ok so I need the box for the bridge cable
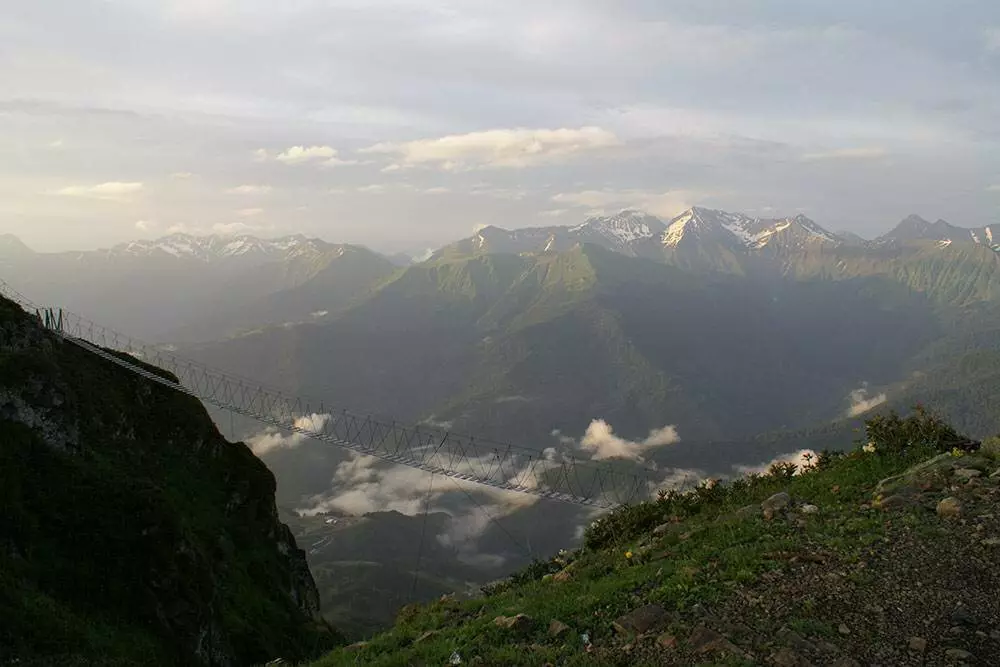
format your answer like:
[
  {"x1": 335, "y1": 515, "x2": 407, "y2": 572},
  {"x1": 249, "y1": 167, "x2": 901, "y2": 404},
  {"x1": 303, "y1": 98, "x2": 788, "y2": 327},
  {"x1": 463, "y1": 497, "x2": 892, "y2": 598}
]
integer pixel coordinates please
[{"x1": 409, "y1": 471, "x2": 436, "y2": 603}]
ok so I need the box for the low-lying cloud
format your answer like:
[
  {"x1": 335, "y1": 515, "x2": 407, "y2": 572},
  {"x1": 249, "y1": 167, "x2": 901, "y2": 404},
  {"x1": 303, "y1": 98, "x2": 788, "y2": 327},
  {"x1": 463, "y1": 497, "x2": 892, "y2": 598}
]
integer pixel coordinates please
[
  {"x1": 847, "y1": 384, "x2": 887, "y2": 417},
  {"x1": 733, "y1": 449, "x2": 818, "y2": 476},
  {"x1": 247, "y1": 412, "x2": 331, "y2": 456},
  {"x1": 577, "y1": 419, "x2": 680, "y2": 461}
]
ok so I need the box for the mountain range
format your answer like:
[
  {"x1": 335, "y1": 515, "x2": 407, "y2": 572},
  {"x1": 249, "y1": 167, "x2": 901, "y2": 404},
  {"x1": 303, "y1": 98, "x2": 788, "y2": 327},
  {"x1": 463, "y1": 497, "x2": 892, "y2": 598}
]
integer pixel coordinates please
[
  {"x1": 0, "y1": 232, "x2": 398, "y2": 341},
  {"x1": 8, "y1": 206, "x2": 1000, "y2": 638}
]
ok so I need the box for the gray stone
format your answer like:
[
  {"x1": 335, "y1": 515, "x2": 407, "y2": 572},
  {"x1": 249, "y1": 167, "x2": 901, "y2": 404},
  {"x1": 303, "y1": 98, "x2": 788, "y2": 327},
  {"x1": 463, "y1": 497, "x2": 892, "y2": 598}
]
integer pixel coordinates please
[
  {"x1": 838, "y1": 623, "x2": 851, "y2": 635},
  {"x1": 656, "y1": 633, "x2": 677, "y2": 649},
  {"x1": 944, "y1": 648, "x2": 973, "y2": 661},
  {"x1": 494, "y1": 614, "x2": 535, "y2": 633},
  {"x1": 770, "y1": 647, "x2": 813, "y2": 667},
  {"x1": 800, "y1": 504, "x2": 820, "y2": 514},
  {"x1": 612, "y1": 604, "x2": 670, "y2": 635},
  {"x1": 414, "y1": 630, "x2": 439, "y2": 644},
  {"x1": 876, "y1": 494, "x2": 915, "y2": 511},
  {"x1": 951, "y1": 607, "x2": 976, "y2": 627},
  {"x1": 652, "y1": 522, "x2": 671, "y2": 536},
  {"x1": 688, "y1": 625, "x2": 744, "y2": 656},
  {"x1": 937, "y1": 497, "x2": 963, "y2": 519},
  {"x1": 777, "y1": 629, "x2": 816, "y2": 653},
  {"x1": 548, "y1": 619, "x2": 571, "y2": 638},
  {"x1": 908, "y1": 636, "x2": 927, "y2": 653},
  {"x1": 762, "y1": 492, "x2": 791, "y2": 519},
  {"x1": 955, "y1": 468, "x2": 983, "y2": 480},
  {"x1": 736, "y1": 504, "x2": 761, "y2": 519}
]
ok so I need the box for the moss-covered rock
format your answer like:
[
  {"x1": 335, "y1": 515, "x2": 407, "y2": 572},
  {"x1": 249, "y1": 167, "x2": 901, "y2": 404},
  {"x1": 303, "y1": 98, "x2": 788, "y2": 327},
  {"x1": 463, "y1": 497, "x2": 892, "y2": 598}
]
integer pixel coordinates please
[{"x1": 0, "y1": 297, "x2": 342, "y2": 666}]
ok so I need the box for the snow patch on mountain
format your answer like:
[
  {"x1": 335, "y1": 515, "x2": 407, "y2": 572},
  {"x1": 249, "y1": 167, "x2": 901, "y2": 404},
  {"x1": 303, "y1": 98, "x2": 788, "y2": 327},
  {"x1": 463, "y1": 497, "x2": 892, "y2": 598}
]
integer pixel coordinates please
[
  {"x1": 571, "y1": 209, "x2": 664, "y2": 246},
  {"x1": 662, "y1": 207, "x2": 840, "y2": 250},
  {"x1": 108, "y1": 233, "x2": 327, "y2": 263}
]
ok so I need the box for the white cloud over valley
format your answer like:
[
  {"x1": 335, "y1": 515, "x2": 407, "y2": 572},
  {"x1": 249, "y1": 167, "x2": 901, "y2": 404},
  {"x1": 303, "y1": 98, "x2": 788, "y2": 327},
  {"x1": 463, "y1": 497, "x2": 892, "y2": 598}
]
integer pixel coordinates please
[
  {"x1": 246, "y1": 413, "x2": 331, "y2": 456},
  {"x1": 847, "y1": 385, "x2": 888, "y2": 417},
  {"x1": 576, "y1": 419, "x2": 680, "y2": 462}
]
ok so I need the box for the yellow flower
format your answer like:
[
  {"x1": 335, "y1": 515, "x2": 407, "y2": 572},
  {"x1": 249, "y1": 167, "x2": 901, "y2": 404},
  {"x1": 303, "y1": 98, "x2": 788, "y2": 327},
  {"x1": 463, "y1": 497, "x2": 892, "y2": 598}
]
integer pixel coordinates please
[
  {"x1": 625, "y1": 551, "x2": 633, "y2": 560},
  {"x1": 951, "y1": 447, "x2": 963, "y2": 458}
]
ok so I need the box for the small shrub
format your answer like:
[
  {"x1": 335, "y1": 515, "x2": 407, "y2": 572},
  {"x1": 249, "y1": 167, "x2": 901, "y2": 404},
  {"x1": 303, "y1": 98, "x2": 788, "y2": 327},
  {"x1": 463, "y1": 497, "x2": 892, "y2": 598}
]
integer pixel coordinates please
[{"x1": 862, "y1": 405, "x2": 977, "y2": 456}]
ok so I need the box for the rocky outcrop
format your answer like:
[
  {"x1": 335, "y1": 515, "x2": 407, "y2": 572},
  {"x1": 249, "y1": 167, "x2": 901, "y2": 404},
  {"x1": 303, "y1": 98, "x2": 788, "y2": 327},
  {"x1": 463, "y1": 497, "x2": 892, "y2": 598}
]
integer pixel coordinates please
[{"x1": 0, "y1": 297, "x2": 340, "y2": 666}]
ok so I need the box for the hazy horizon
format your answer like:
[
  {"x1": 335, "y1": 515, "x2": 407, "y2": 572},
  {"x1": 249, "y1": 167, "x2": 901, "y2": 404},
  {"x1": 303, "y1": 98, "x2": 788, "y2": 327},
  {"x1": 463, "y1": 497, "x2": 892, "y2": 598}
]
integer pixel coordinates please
[{"x1": 1, "y1": 206, "x2": 979, "y2": 256}]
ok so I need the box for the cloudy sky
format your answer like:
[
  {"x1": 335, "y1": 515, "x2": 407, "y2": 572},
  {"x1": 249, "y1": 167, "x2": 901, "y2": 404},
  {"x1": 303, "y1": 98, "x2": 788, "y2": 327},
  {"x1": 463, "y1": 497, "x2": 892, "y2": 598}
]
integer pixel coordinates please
[{"x1": 3, "y1": 0, "x2": 999, "y2": 253}]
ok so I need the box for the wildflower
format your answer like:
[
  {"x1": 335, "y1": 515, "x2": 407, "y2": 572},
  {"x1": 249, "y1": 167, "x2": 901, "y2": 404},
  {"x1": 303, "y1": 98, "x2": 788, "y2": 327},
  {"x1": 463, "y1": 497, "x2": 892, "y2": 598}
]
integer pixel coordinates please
[
  {"x1": 863, "y1": 442, "x2": 877, "y2": 454},
  {"x1": 951, "y1": 447, "x2": 964, "y2": 458},
  {"x1": 625, "y1": 550, "x2": 633, "y2": 560}
]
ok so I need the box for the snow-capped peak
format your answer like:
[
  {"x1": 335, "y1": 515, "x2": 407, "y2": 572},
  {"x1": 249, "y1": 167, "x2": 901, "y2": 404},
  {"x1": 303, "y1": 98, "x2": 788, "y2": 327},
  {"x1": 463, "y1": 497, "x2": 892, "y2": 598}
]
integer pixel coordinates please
[
  {"x1": 571, "y1": 209, "x2": 666, "y2": 246},
  {"x1": 110, "y1": 233, "x2": 325, "y2": 263},
  {"x1": 663, "y1": 207, "x2": 840, "y2": 250}
]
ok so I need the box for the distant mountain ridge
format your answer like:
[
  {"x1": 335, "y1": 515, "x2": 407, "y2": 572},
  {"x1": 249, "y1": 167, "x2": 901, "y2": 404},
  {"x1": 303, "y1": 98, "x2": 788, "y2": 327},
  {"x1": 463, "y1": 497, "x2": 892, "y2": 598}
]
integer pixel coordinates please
[
  {"x1": 443, "y1": 207, "x2": 999, "y2": 262},
  {"x1": 438, "y1": 207, "x2": 849, "y2": 271},
  {"x1": 1, "y1": 232, "x2": 398, "y2": 342},
  {"x1": 878, "y1": 214, "x2": 1000, "y2": 250}
]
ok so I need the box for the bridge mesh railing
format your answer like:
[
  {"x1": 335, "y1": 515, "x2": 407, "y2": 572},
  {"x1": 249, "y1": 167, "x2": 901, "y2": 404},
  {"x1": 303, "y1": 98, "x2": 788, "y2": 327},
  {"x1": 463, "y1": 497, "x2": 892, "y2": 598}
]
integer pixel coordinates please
[{"x1": 1, "y1": 281, "x2": 655, "y2": 508}]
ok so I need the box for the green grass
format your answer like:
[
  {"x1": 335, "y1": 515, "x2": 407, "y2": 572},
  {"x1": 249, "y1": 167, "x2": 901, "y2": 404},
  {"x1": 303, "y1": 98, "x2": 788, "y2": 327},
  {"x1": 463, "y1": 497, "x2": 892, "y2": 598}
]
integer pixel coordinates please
[{"x1": 309, "y1": 425, "x2": 967, "y2": 666}]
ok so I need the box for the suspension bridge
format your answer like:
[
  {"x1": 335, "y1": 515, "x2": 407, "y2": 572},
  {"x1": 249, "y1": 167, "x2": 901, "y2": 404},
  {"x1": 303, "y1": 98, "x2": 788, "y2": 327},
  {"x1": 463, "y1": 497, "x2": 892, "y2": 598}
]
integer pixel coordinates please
[{"x1": 0, "y1": 280, "x2": 655, "y2": 509}]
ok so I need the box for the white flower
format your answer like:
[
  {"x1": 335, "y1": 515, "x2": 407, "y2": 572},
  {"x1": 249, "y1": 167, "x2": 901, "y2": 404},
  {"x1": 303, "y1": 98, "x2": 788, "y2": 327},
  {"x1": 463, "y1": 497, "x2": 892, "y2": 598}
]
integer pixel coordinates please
[{"x1": 863, "y1": 442, "x2": 877, "y2": 453}]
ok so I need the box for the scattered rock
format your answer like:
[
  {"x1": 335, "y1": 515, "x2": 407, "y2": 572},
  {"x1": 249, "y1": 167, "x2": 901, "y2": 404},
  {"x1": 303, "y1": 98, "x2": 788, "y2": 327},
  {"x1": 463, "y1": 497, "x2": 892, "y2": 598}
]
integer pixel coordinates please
[
  {"x1": 908, "y1": 636, "x2": 927, "y2": 653},
  {"x1": 799, "y1": 504, "x2": 819, "y2": 514},
  {"x1": 770, "y1": 647, "x2": 813, "y2": 667},
  {"x1": 344, "y1": 641, "x2": 368, "y2": 651},
  {"x1": 777, "y1": 629, "x2": 816, "y2": 653},
  {"x1": 828, "y1": 659, "x2": 861, "y2": 667},
  {"x1": 955, "y1": 468, "x2": 983, "y2": 480},
  {"x1": 838, "y1": 623, "x2": 851, "y2": 635},
  {"x1": 612, "y1": 604, "x2": 670, "y2": 635},
  {"x1": 875, "y1": 494, "x2": 914, "y2": 511},
  {"x1": 688, "y1": 625, "x2": 744, "y2": 657},
  {"x1": 414, "y1": 630, "x2": 439, "y2": 644},
  {"x1": 944, "y1": 648, "x2": 973, "y2": 661},
  {"x1": 991, "y1": 630, "x2": 1000, "y2": 641},
  {"x1": 494, "y1": 614, "x2": 535, "y2": 633},
  {"x1": 656, "y1": 633, "x2": 677, "y2": 649},
  {"x1": 815, "y1": 640, "x2": 841, "y2": 654},
  {"x1": 951, "y1": 606, "x2": 976, "y2": 627},
  {"x1": 762, "y1": 492, "x2": 791, "y2": 520},
  {"x1": 552, "y1": 570, "x2": 572, "y2": 582},
  {"x1": 981, "y1": 537, "x2": 1000, "y2": 546},
  {"x1": 548, "y1": 620, "x2": 571, "y2": 638},
  {"x1": 652, "y1": 522, "x2": 671, "y2": 536},
  {"x1": 937, "y1": 497, "x2": 963, "y2": 519}
]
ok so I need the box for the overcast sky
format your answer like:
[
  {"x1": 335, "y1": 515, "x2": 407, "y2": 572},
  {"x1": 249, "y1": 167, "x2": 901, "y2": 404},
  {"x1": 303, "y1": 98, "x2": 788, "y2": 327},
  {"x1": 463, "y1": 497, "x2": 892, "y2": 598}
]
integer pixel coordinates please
[{"x1": 2, "y1": 0, "x2": 999, "y2": 253}]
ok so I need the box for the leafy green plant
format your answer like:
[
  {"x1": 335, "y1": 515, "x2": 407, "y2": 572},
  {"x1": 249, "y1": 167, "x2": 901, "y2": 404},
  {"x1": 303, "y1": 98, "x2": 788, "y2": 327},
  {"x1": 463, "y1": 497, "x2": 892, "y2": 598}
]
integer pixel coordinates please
[{"x1": 862, "y1": 404, "x2": 978, "y2": 455}]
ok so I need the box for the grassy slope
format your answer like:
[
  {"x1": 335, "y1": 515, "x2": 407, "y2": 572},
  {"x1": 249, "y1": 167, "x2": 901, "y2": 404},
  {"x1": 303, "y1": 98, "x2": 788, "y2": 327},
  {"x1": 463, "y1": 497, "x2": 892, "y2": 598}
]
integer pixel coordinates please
[{"x1": 311, "y1": 419, "x2": 1000, "y2": 667}]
